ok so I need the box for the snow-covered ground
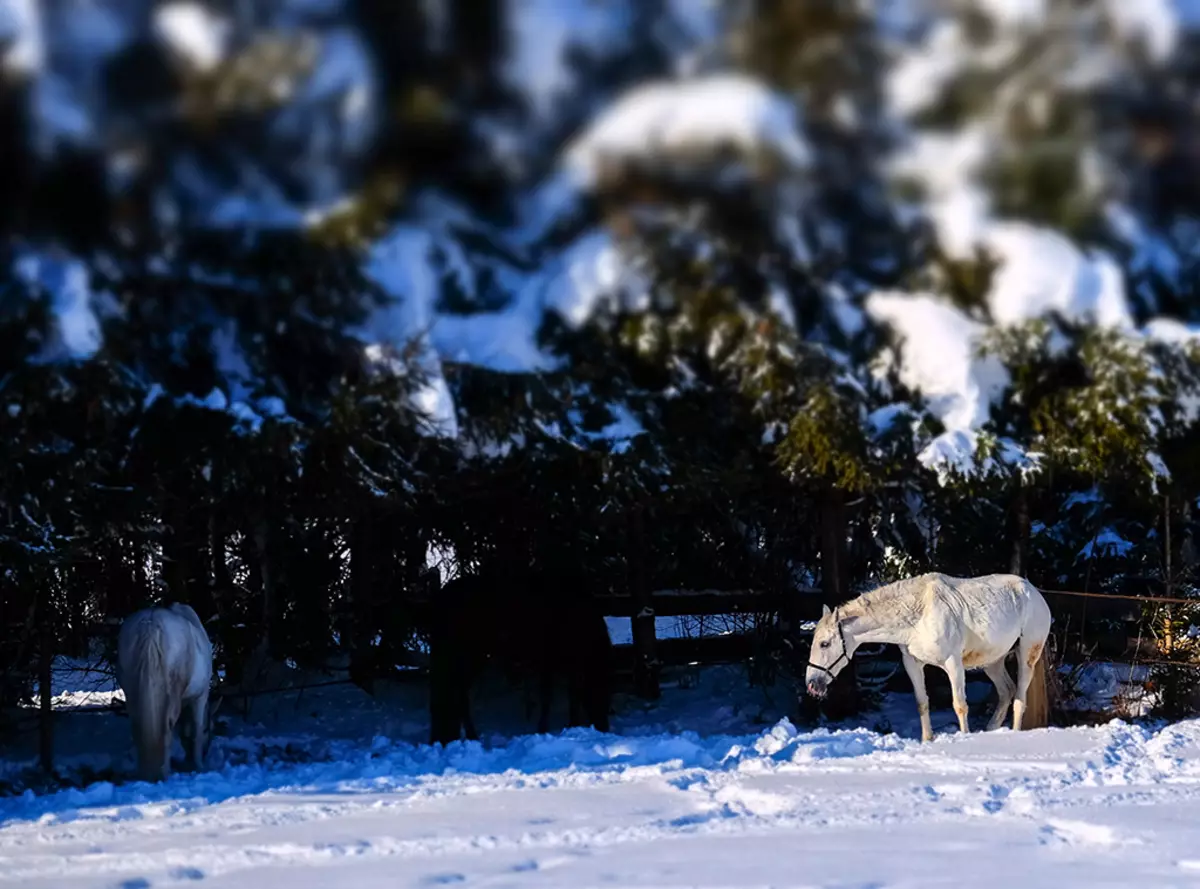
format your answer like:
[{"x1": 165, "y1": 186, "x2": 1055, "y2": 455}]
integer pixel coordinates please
[
  {"x1": 1, "y1": 658, "x2": 1197, "y2": 887},
  {"x1": 6, "y1": 709, "x2": 1200, "y2": 887}
]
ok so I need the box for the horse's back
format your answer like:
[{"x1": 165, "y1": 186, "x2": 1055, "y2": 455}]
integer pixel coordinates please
[
  {"x1": 963, "y1": 573, "x2": 1049, "y2": 624},
  {"x1": 933, "y1": 573, "x2": 1040, "y2": 614},
  {"x1": 119, "y1": 605, "x2": 212, "y2": 699},
  {"x1": 167, "y1": 608, "x2": 212, "y2": 699},
  {"x1": 925, "y1": 574, "x2": 1048, "y2": 664}
]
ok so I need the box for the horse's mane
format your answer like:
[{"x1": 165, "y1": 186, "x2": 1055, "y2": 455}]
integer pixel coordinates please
[{"x1": 840, "y1": 573, "x2": 935, "y2": 619}]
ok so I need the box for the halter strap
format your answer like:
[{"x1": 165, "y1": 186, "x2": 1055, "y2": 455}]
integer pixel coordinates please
[{"x1": 807, "y1": 608, "x2": 851, "y2": 678}]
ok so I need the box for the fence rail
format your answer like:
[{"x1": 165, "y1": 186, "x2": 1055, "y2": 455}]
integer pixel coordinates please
[
  {"x1": 31, "y1": 583, "x2": 1200, "y2": 711},
  {"x1": 595, "y1": 587, "x2": 823, "y2": 618},
  {"x1": 1041, "y1": 588, "x2": 1200, "y2": 606}
]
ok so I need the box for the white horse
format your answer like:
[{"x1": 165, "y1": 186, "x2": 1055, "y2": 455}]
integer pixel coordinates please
[
  {"x1": 116, "y1": 603, "x2": 214, "y2": 781},
  {"x1": 804, "y1": 572, "x2": 1051, "y2": 742}
]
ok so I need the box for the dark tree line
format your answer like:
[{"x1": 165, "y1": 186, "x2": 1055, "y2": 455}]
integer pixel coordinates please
[{"x1": 5, "y1": 0, "x2": 1200, "y2": 754}]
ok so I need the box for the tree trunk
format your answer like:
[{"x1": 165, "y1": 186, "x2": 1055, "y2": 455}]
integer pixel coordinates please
[
  {"x1": 819, "y1": 488, "x2": 850, "y2": 602},
  {"x1": 1009, "y1": 484, "x2": 1030, "y2": 576},
  {"x1": 162, "y1": 478, "x2": 212, "y2": 609},
  {"x1": 1163, "y1": 494, "x2": 1174, "y2": 655},
  {"x1": 348, "y1": 516, "x2": 376, "y2": 694},
  {"x1": 38, "y1": 603, "x2": 53, "y2": 774},
  {"x1": 253, "y1": 520, "x2": 273, "y2": 659},
  {"x1": 818, "y1": 487, "x2": 858, "y2": 717},
  {"x1": 427, "y1": 579, "x2": 463, "y2": 745},
  {"x1": 1181, "y1": 496, "x2": 1196, "y2": 575},
  {"x1": 204, "y1": 458, "x2": 232, "y2": 625},
  {"x1": 97, "y1": 542, "x2": 123, "y2": 621},
  {"x1": 629, "y1": 504, "x2": 659, "y2": 700},
  {"x1": 161, "y1": 490, "x2": 190, "y2": 605}
]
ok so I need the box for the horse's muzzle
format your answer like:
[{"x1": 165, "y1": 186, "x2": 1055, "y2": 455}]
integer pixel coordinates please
[{"x1": 806, "y1": 679, "x2": 828, "y2": 699}]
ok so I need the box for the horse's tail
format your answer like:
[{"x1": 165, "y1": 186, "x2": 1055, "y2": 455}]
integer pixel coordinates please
[
  {"x1": 1023, "y1": 649, "x2": 1050, "y2": 729},
  {"x1": 130, "y1": 622, "x2": 169, "y2": 781},
  {"x1": 1020, "y1": 578, "x2": 1052, "y2": 730}
]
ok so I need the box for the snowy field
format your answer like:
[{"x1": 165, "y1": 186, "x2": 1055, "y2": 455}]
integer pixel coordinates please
[{"x1": 0, "y1": 657, "x2": 1195, "y2": 888}]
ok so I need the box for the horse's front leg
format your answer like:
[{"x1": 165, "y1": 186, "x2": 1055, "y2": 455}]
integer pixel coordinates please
[
  {"x1": 943, "y1": 655, "x2": 969, "y2": 735},
  {"x1": 899, "y1": 649, "x2": 933, "y2": 743}
]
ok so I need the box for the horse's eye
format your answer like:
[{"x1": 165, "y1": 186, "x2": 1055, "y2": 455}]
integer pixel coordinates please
[{"x1": 820, "y1": 640, "x2": 831, "y2": 649}]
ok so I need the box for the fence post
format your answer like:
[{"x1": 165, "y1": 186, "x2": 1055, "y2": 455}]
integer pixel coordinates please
[
  {"x1": 629, "y1": 504, "x2": 659, "y2": 700},
  {"x1": 818, "y1": 487, "x2": 859, "y2": 716},
  {"x1": 426, "y1": 573, "x2": 464, "y2": 745},
  {"x1": 1010, "y1": 483, "x2": 1029, "y2": 576},
  {"x1": 1164, "y1": 493, "x2": 1174, "y2": 655},
  {"x1": 38, "y1": 605, "x2": 53, "y2": 775}
]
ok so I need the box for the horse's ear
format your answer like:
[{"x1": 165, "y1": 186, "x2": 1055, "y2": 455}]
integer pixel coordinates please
[{"x1": 821, "y1": 604, "x2": 832, "y2": 619}]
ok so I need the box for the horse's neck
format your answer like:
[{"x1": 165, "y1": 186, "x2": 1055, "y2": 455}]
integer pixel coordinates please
[{"x1": 844, "y1": 597, "x2": 922, "y2": 648}]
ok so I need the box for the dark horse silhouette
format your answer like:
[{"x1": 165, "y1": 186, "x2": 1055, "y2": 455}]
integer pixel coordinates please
[{"x1": 428, "y1": 572, "x2": 613, "y2": 744}]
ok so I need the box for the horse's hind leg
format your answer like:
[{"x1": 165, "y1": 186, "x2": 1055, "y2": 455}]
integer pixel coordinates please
[
  {"x1": 162, "y1": 693, "x2": 184, "y2": 779},
  {"x1": 1013, "y1": 635, "x2": 1045, "y2": 731},
  {"x1": 184, "y1": 688, "x2": 210, "y2": 771},
  {"x1": 982, "y1": 659, "x2": 1015, "y2": 732}
]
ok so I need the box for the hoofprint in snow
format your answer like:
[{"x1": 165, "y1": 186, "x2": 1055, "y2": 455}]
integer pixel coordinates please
[{"x1": 0, "y1": 661, "x2": 1197, "y2": 888}]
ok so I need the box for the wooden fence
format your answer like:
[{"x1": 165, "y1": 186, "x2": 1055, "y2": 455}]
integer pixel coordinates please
[
  {"x1": 595, "y1": 584, "x2": 1200, "y2": 693},
  {"x1": 595, "y1": 587, "x2": 822, "y2": 689},
  {"x1": 16, "y1": 583, "x2": 1198, "y2": 746}
]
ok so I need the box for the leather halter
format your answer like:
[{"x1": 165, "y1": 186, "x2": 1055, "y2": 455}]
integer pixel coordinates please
[{"x1": 807, "y1": 609, "x2": 850, "y2": 678}]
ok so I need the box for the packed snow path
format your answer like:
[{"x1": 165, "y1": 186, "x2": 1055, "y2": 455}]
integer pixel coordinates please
[{"x1": 5, "y1": 719, "x2": 1200, "y2": 887}]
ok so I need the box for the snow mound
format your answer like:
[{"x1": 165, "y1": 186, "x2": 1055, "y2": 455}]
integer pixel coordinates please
[
  {"x1": 864, "y1": 291, "x2": 1047, "y2": 483},
  {"x1": 1105, "y1": 0, "x2": 1200, "y2": 61},
  {"x1": 153, "y1": 1, "x2": 230, "y2": 73},
  {"x1": 976, "y1": 0, "x2": 1048, "y2": 28},
  {"x1": 0, "y1": 0, "x2": 39, "y2": 73},
  {"x1": 888, "y1": 127, "x2": 991, "y2": 257},
  {"x1": 9, "y1": 716, "x2": 1200, "y2": 886},
  {"x1": 540, "y1": 230, "x2": 649, "y2": 329},
  {"x1": 1078, "y1": 527, "x2": 1134, "y2": 559},
  {"x1": 562, "y1": 74, "x2": 812, "y2": 189},
  {"x1": 891, "y1": 138, "x2": 1133, "y2": 334},
  {"x1": 983, "y1": 224, "x2": 1132, "y2": 330},
  {"x1": 1144, "y1": 316, "x2": 1200, "y2": 345},
  {"x1": 362, "y1": 226, "x2": 458, "y2": 438},
  {"x1": 362, "y1": 215, "x2": 652, "y2": 444},
  {"x1": 13, "y1": 250, "x2": 102, "y2": 361},
  {"x1": 1060, "y1": 662, "x2": 1154, "y2": 716},
  {"x1": 504, "y1": 0, "x2": 636, "y2": 122},
  {"x1": 887, "y1": 19, "x2": 967, "y2": 118},
  {"x1": 867, "y1": 291, "x2": 1006, "y2": 433},
  {"x1": 0, "y1": 717, "x2": 906, "y2": 820}
]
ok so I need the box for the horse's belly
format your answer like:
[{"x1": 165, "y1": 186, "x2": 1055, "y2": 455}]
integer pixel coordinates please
[
  {"x1": 176, "y1": 639, "x2": 212, "y2": 699},
  {"x1": 961, "y1": 645, "x2": 1005, "y2": 668},
  {"x1": 960, "y1": 630, "x2": 1019, "y2": 669},
  {"x1": 185, "y1": 651, "x2": 211, "y2": 697}
]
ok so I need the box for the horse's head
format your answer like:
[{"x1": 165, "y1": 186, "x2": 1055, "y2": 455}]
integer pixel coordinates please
[{"x1": 804, "y1": 605, "x2": 856, "y2": 700}]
